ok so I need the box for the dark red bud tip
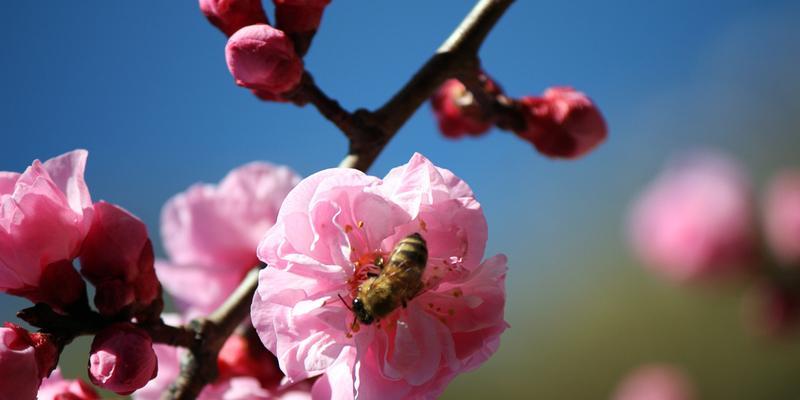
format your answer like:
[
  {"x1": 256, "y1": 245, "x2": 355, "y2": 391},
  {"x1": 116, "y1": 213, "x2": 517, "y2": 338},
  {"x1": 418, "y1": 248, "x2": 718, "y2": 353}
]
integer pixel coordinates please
[
  {"x1": 274, "y1": 1, "x2": 330, "y2": 33},
  {"x1": 516, "y1": 87, "x2": 607, "y2": 159},
  {"x1": 39, "y1": 260, "x2": 86, "y2": 311},
  {"x1": 199, "y1": 0, "x2": 269, "y2": 37}
]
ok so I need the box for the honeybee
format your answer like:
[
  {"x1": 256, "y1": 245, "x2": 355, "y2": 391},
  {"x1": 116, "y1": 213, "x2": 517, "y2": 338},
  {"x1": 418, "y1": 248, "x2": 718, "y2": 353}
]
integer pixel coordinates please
[{"x1": 350, "y1": 232, "x2": 428, "y2": 325}]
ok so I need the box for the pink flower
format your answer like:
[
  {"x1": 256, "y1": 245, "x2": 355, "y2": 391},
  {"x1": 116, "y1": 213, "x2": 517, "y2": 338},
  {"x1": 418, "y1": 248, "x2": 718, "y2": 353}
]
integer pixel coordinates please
[
  {"x1": 79, "y1": 201, "x2": 160, "y2": 318},
  {"x1": 612, "y1": 364, "x2": 695, "y2": 400},
  {"x1": 157, "y1": 162, "x2": 300, "y2": 315},
  {"x1": 0, "y1": 323, "x2": 58, "y2": 399},
  {"x1": 225, "y1": 24, "x2": 304, "y2": 96},
  {"x1": 199, "y1": 0, "x2": 270, "y2": 37},
  {"x1": 516, "y1": 87, "x2": 607, "y2": 159},
  {"x1": 134, "y1": 316, "x2": 310, "y2": 400},
  {"x1": 89, "y1": 323, "x2": 158, "y2": 395},
  {"x1": 273, "y1": 0, "x2": 332, "y2": 33},
  {"x1": 251, "y1": 153, "x2": 508, "y2": 399},
  {"x1": 0, "y1": 150, "x2": 92, "y2": 309},
  {"x1": 628, "y1": 152, "x2": 755, "y2": 282},
  {"x1": 764, "y1": 170, "x2": 800, "y2": 266},
  {"x1": 38, "y1": 368, "x2": 99, "y2": 400},
  {"x1": 430, "y1": 75, "x2": 502, "y2": 139}
]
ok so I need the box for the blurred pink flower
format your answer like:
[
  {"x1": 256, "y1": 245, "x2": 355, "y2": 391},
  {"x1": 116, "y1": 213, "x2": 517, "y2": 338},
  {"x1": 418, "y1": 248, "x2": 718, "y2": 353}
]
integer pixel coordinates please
[
  {"x1": 225, "y1": 24, "x2": 304, "y2": 96},
  {"x1": 89, "y1": 323, "x2": 158, "y2": 395},
  {"x1": 628, "y1": 152, "x2": 754, "y2": 282},
  {"x1": 0, "y1": 150, "x2": 92, "y2": 309},
  {"x1": 134, "y1": 315, "x2": 310, "y2": 400},
  {"x1": 0, "y1": 323, "x2": 58, "y2": 399},
  {"x1": 157, "y1": 162, "x2": 300, "y2": 315},
  {"x1": 612, "y1": 364, "x2": 695, "y2": 400},
  {"x1": 251, "y1": 153, "x2": 508, "y2": 399},
  {"x1": 199, "y1": 0, "x2": 269, "y2": 37},
  {"x1": 79, "y1": 201, "x2": 160, "y2": 317},
  {"x1": 516, "y1": 87, "x2": 607, "y2": 159},
  {"x1": 38, "y1": 368, "x2": 99, "y2": 400},
  {"x1": 764, "y1": 170, "x2": 800, "y2": 266}
]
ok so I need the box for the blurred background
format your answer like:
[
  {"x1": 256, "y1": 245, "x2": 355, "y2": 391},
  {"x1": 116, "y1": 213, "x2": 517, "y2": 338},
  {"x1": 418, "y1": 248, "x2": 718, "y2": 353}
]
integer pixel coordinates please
[{"x1": 2, "y1": 1, "x2": 800, "y2": 398}]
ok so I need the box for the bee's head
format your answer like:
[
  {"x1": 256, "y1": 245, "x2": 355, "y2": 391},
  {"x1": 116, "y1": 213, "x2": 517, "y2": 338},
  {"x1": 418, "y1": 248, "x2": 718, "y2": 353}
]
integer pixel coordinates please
[{"x1": 352, "y1": 298, "x2": 374, "y2": 325}]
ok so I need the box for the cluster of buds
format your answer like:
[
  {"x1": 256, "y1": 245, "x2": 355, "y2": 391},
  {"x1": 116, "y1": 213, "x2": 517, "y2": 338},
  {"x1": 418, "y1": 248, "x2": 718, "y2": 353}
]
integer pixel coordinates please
[
  {"x1": 0, "y1": 150, "x2": 162, "y2": 395},
  {"x1": 628, "y1": 151, "x2": 800, "y2": 336},
  {"x1": 431, "y1": 72, "x2": 608, "y2": 159},
  {"x1": 200, "y1": 0, "x2": 332, "y2": 100}
]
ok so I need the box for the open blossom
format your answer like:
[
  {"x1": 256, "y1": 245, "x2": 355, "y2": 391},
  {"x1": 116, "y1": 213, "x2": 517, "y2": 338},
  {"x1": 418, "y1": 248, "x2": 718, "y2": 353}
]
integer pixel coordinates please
[
  {"x1": 516, "y1": 87, "x2": 607, "y2": 159},
  {"x1": 612, "y1": 364, "x2": 695, "y2": 400},
  {"x1": 628, "y1": 152, "x2": 754, "y2": 282},
  {"x1": 225, "y1": 24, "x2": 304, "y2": 96},
  {"x1": 79, "y1": 201, "x2": 160, "y2": 317},
  {"x1": 38, "y1": 368, "x2": 99, "y2": 400},
  {"x1": 199, "y1": 0, "x2": 269, "y2": 37},
  {"x1": 89, "y1": 323, "x2": 158, "y2": 395},
  {"x1": 273, "y1": 0, "x2": 331, "y2": 34},
  {"x1": 0, "y1": 323, "x2": 58, "y2": 399},
  {"x1": 764, "y1": 170, "x2": 800, "y2": 266},
  {"x1": 431, "y1": 78, "x2": 496, "y2": 139},
  {"x1": 0, "y1": 150, "x2": 92, "y2": 309},
  {"x1": 134, "y1": 315, "x2": 311, "y2": 400},
  {"x1": 252, "y1": 153, "x2": 508, "y2": 399},
  {"x1": 157, "y1": 162, "x2": 300, "y2": 315}
]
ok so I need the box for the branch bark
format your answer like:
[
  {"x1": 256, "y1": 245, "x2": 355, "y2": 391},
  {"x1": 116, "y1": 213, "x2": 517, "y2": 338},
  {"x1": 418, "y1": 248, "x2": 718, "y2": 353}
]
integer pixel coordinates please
[{"x1": 165, "y1": 0, "x2": 514, "y2": 397}]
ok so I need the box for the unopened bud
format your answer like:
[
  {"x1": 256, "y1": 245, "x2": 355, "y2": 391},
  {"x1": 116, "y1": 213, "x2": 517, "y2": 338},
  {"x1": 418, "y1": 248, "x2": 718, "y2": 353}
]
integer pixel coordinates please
[
  {"x1": 88, "y1": 323, "x2": 158, "y2": 395},
  {"x1": 78, "y1": 201, "x2": 160, "y2": 317},
  {"x1": 273, "y1": 0, "x2": 331, "y2": 33},
  {"x1": 199, "y1": 0, "x2": 269, "y2": 37},
  {"x1": 0, "y1": 323, "x2": 58, "y2": 399},
  {"x1": 517, "y1": 87, "x2": 607, "y2": 159},
  {"x1": 431, "y1": 79, "x2": 494, "y2": 139},
  {"x1": 225, "y1": 24, "x2": 304, "y2": 97}
]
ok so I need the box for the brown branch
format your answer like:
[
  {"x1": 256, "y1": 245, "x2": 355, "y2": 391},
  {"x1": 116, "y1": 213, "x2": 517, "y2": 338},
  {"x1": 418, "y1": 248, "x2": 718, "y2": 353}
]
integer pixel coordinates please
[
  {"x1": 165, "y1": 0, "x2": 514, "y2": 397},
  {"x1": 343, "y1": 0, "x2": 515, "y2": 171},
  {"x1": 164, "y1": 267, "x2": 260, "y2": 400},
  {"x1": 17, "y1": 303, "x2": 196, "y2": 348}
]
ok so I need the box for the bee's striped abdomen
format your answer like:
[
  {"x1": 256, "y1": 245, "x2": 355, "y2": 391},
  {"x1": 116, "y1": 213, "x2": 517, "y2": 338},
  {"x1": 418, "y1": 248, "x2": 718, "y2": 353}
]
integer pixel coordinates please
[{"x1": 388, "y1": 232, "x2": 428, "y2": 268}]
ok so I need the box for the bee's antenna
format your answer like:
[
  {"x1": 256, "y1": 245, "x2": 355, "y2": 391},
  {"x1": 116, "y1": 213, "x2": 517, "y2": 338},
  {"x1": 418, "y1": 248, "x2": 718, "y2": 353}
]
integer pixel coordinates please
[{"x1": 337, "y1": 293, "x2": 352, "y2": 311}]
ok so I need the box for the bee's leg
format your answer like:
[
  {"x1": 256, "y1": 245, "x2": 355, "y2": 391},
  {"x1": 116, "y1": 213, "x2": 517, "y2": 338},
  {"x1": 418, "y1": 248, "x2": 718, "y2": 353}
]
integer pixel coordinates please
[{"x1": 367, "y1": 272, "x2": 378, "y2": 278}]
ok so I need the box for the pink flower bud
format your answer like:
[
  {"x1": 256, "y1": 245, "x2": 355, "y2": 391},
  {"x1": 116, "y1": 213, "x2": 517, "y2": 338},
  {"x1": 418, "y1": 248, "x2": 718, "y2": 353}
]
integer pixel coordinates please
[
  {"x1": 199, "y1": 0, "x2": 269, "y2": 37},
  {"x1": 79, "y1": 201, "x2": 160, "y2": 316},
  {"x1": 431, "y1": 79, "x2": 493, "y2": 139},
  {"x1": 225, "y1": 24, "x2": 304, "y2": 96},
  {"x1": 628, "y1": 152, "x2": 754, "y2": 282},
  {"x1": 38, "y1": 368, "x2": 100, "y2": 400},
  {"x1": 764, "y1": 170, "x2": 800, "y2": 266},
  {"x1": 273, "y1": 0, "x2": 331, "y2": 33},
  {"x1": 0, "y1": 323, "x2": 58, "y2": 399},
  {"x1": 89, "y1": 323, "x2": 158, "y2": 395},
  {"x1": 0, "y1": 150, "x2": 93, "y2": 309},
  {"x1": 613, "y1": 364, "x2": 695, "y2": 400},
  {"x1": 517, "y1": 87, "x2": 607, "y2": 159}
]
